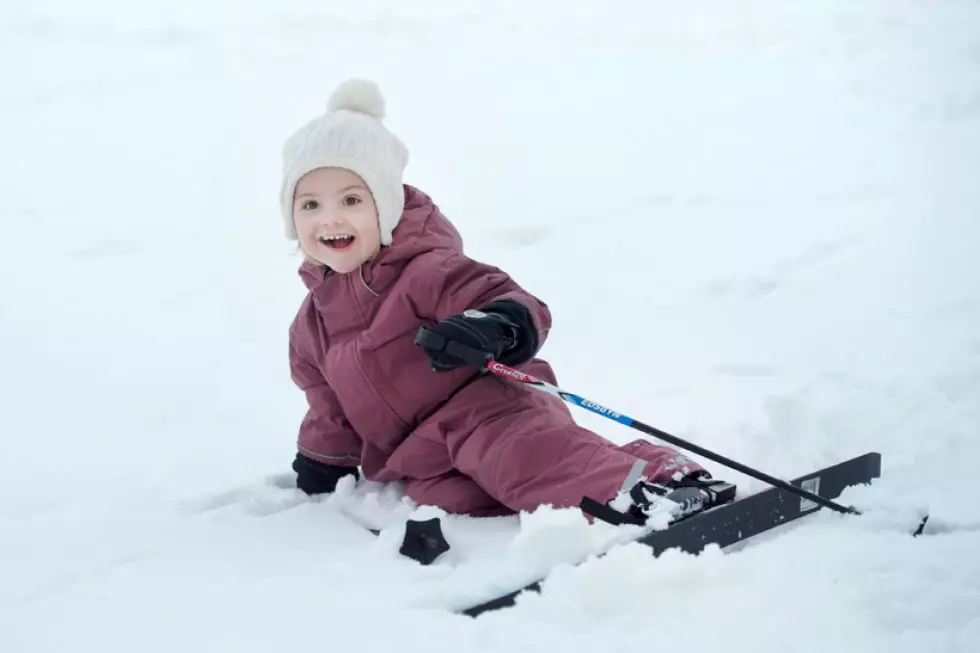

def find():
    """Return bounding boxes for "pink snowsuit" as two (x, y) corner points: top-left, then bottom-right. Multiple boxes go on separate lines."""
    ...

(289, 185), (702, 516)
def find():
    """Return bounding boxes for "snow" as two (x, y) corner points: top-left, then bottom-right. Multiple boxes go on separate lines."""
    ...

(3, 0), (980, 651)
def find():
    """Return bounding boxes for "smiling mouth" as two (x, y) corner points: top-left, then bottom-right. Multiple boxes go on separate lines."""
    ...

(320, 234), (356, 251)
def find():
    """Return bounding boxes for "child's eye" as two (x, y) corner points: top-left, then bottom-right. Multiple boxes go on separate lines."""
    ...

(343, 195), (362, 207)
(302, 199), (320, 211)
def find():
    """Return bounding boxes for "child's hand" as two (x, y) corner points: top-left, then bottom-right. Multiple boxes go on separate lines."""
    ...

(292, 454), (360, 495)
(419, 302), (529, 372)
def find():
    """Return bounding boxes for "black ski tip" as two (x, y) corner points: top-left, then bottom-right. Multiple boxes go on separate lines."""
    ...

(399, 517), (450, 565)
(912, 514), (930, 537)
(462, 582), (542, 618)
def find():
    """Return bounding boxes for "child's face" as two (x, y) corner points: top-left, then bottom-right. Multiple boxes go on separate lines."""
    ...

(293, 167), (381, 273)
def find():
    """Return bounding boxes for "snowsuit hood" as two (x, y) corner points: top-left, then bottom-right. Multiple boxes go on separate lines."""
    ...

(297, 183), (462, 292)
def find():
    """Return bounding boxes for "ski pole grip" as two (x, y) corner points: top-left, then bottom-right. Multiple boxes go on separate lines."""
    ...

(415, 327), (492, 369)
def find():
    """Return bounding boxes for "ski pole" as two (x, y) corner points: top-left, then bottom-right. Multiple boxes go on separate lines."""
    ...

(415, 327), (861, 517)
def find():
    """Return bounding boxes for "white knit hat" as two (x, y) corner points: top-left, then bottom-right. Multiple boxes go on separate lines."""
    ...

(279, 78), (409, 245)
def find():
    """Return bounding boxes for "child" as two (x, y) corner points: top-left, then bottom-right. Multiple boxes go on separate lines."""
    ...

(282, 78), (731, 524)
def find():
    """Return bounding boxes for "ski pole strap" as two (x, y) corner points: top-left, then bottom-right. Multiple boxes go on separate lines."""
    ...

(415, 327), (492, 369)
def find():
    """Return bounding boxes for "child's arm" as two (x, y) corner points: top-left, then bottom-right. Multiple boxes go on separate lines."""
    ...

(289, 337), (363, 491)
(424, 252), (552, 363)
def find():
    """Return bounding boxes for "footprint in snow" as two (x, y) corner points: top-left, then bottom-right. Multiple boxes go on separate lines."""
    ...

(700, 277), (780, 301)
(713, 363), (778, 378)
(183, 474), (308, 518)
(702, 279), (736, 299)
(498, 226), (548, 248)
(702, 239), (847, 302)
(67, 239), (140, 260)
(775, 241), (842, 274)
(743, 277), (780, 300)
(934, 299), (980, 317)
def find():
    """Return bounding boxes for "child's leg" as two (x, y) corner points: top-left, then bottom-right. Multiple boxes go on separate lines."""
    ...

(452, 420), (703, 514)
(408, 361), (706, 517)
(403, 471), (514, 517)
(615, 439), (703, 484)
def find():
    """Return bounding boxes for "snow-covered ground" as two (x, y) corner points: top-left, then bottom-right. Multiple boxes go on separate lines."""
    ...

(3, 1), (980, 651)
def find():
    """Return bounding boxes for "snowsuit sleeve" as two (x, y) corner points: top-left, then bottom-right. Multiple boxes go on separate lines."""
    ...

(428, 252), (552, 354)
(289, 335), (362, 467)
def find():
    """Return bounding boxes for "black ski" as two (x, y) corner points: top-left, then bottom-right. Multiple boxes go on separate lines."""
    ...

(459, 451), (882, 617)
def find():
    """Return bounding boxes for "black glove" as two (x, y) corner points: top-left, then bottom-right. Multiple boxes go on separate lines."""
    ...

(292, 453), (360, 495)
(420, 299), (539, 372)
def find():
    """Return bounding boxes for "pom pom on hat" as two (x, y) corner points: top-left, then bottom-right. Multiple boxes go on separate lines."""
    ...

(279, 78), (409, 246)
(327, 78), (386, 119)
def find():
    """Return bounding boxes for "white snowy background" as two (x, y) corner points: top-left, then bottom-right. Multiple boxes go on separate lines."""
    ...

(3, 1), (980, 651)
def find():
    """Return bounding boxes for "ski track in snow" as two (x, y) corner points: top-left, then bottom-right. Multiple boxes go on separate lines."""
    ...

(3, 1), (980, 651)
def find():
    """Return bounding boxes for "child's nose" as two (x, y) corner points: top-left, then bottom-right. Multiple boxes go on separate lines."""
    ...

(322, 212), (344, 227)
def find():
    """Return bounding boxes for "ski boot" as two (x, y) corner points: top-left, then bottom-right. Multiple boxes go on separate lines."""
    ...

(582, 471), (737, 527)
(623, 471), (737, 524)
